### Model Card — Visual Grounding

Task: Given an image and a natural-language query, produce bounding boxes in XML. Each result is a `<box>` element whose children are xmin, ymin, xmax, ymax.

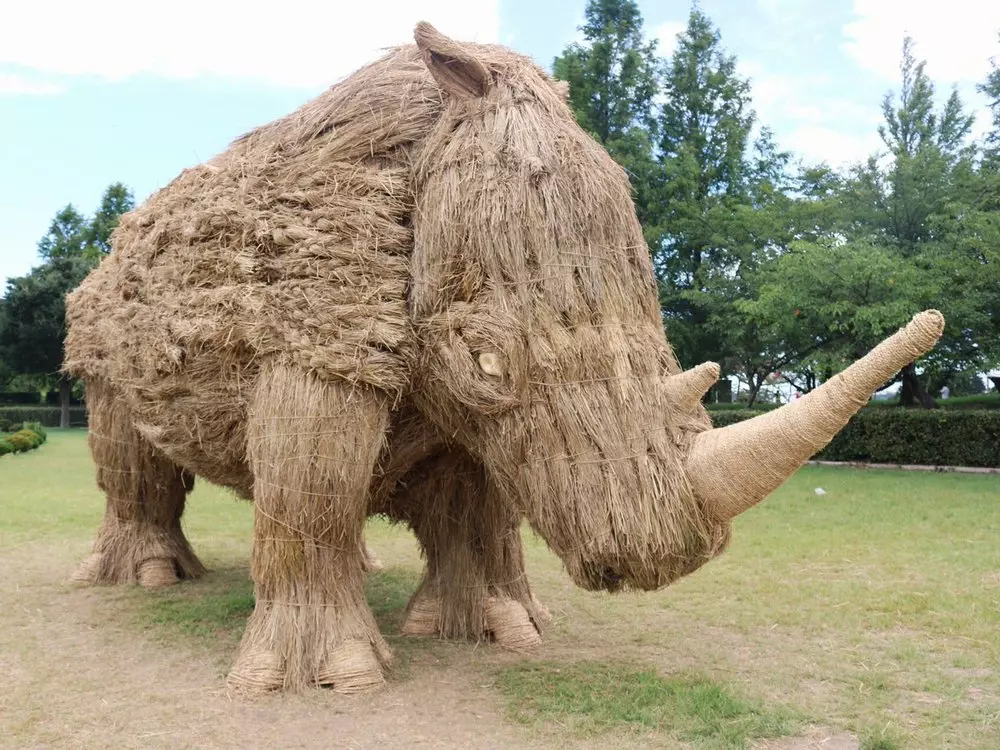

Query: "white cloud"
<box><xmin>0</xmin><ymin>1</ymin><xmax>500</xmax><ymax>89</ymax></box>
<box><xmin>781</xmin><ymin>125</ymin><xmax>883</xmax><ymax>168</ymax></box>
<box><xmin>746</xmin><ymin>68</ymin><xmax>881</xmax><ymax>129</ymax></box>
<box><xmin>843</xmin><ymin>0</ymin><xmax>1000</xmax><ymax>83</ymax></box>
<box><xmin>737</xmin><ymin>59</ymin><xmax>886</xmax><ymax>166</ymax></box>
<box><xmin>0</xmin><ymin>73</ymin><xmax>66</xmax><ymax>96</ymax></box>
<box><xmin>652</xmin><ymin>21</ymin><xmax>686</xmax><ymax>58</ymax></box>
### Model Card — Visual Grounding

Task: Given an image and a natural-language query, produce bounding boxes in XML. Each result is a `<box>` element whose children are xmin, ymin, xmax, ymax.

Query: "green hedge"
<box><xmin>0</xmin><ymin>422</ymin><xmax>48</xmax><ymax>457</ymax></box>
<box><xmin>863</xmin><ymin>393</ymin><xmax>1000</xmax><ymax>410</ymax></box>
<box><xmin>704</xmin><ymin>402</ymin><xmax>780</xmax><ymax>412</ymax></box>
<box><xmin>709</xmin><ymin>408</ymin><xmax>1000</xmax><ymax>468</ymax></box>
<box><xmin>0</xmin><ymin>406</ymin><xmax>88</xmax><ymax>428</ymax></box>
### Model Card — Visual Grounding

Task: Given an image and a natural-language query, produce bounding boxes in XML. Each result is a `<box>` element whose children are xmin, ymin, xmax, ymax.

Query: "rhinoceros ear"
<box><xmin>414</xmin><ymin>21</ymin><xmax>492</xmax><ymax>99</ymax></box>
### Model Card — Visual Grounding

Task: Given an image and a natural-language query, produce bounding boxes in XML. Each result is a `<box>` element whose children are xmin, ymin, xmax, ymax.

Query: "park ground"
<box><xmin>1</xmin><ymin>430</ymin><xmax>998</xmax><ymax>749</ymax></box>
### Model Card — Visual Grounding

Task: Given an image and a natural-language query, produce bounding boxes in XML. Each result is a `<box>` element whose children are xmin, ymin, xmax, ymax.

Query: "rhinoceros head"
<box><xmin>404</xmin><ymin>23</ymin><xmax>943</xmax><ymax>591</ymax></box>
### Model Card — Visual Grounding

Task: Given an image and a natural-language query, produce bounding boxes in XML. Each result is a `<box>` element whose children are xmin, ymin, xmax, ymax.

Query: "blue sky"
<box><xmin>2</xmin><ymin>0</ymin><xmax>999</xmax><ymax>286</ymax></box>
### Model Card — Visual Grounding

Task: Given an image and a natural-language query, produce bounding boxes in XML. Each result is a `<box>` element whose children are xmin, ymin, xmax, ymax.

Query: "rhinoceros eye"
<box><xmin>477</xmin><ymin>352</ymin><xmax>504</xmax><ymax>378</ymax></box>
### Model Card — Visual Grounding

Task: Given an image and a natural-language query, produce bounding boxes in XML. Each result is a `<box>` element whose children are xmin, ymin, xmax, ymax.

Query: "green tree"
<box><xmin>0</xmin><ymin>257</ymin><xmax>91</xmax><ymax>426</ymax></box>
<box><xmin>977</xmin><ymin>33</ymin><xmax>1000</xmax><ymax>167</ymax></box>
<box><xmin>86</xmin><ymin>182</ymin><xmax>135</xmax><ymax>255</ymax></box>
<box><xmin>37</xmin><ymin>205</ymin><xmax>90</xmax><ymax>262</ymax></box>
<box><xmin>864</xmin><ymin>38</ymin><xmax>974</xmax><ymax>253</ymax></box>
<box><xmin>0</xmin><ymin>304</ymin><xmax>11</xmax><ymax>391</ymax></box>
<box><xmin>553</xmin><ymin>0</ymin><xmax>658</xmax><ymax>143</ymax></box>
<box><xmin>649</xmin><ymin>7</ymin><xmax>793</xmax><ymax>393</ymax></box>
<box><xmin>743</xmin><ymin>240</ymin><xmax>930</xmax><ymax>367</ymax></box>
<box><xmin>816</xmin><ymin>38</ymin><xmax>980</xmax><ymax>407</ymax></box>
<box><xmin>1</xmin><ymin>182</ymin><xmax>133</xmax><ymax>423</ymax></box>
<box><xmin>553</xmin><ymin>0</ymin><xmax>660</xmax><ymax>226</ymax></box>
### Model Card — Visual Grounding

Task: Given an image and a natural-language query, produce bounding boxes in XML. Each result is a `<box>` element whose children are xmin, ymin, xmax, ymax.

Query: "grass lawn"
<box><xmin>2</xmin><ymin>429</ymin><xmax>998</xmax><ymax>749</ymax></box>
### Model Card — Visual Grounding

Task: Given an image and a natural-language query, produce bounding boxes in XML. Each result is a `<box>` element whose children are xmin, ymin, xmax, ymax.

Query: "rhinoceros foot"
<box><xmin>70</xmin><ymin>522</ymin><xmax>205</xmax><ymax>589</ymax></box>
<box><xmin>227</xmin><ymin>598</ymin><xmax>392</xmax><ymax>694</ymax></box>
<box><xmin>402</xmin><ymin>588</ymin><xmax>546</xmax><ymax>650</ymax></box>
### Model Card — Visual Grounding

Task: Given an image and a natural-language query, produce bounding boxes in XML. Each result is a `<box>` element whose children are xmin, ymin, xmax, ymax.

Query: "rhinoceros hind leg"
<box><xmin>72</xmin><ymin>378</ymin><xmax>204</xmax><ymax>589</ymax></box>
<box><xmin>392</xmin><ymin>450</ymin><xmax>546</xmax><ymax>650</ymax></box>
<box><xmin>228</xmin><ymin>365</ymin><xmax>392</xmax><ymax>694</ymax></box>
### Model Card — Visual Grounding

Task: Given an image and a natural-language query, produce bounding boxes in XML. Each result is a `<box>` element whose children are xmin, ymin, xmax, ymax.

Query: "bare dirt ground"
<box><xmin>1</xmin><ymin>540</ymin><xmax>549</xmax><ymax>750</ymax></box>
<box><xmin>1</xmin><ymin>537</ymin><xmax>859</xmax><ymax>750</ymax></box>
<box><xmin>3</xmin><ymin>536</ymin><xmax>726</xmax><ymax>750</ymax></box>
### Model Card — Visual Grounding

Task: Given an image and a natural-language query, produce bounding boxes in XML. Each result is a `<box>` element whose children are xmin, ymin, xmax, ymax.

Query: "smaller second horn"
<box><xmin>662</xmin><ymin>362</ymin><xmax>720</xmax><ymax>408</ymax></box>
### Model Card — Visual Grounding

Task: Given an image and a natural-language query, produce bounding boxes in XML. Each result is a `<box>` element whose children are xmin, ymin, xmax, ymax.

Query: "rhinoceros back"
<box><xmin>63</xmin><ymin>47</ymin><xmax>443</xmax><ymax>488</ymax></box>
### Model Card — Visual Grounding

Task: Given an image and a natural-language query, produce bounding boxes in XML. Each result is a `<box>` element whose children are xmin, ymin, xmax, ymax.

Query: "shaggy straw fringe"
<box><xmin>406</xmin><ymin>29</ymin><xmax>729</xmax><ymax>591</ymax></box>
<box><xmin>64</xmin><ymin>26</ymin><xmax>731</xmax><ymax>608</ymax></box>
<box><xmin>63</xmin><ymin>44</ymin><xmax>446</xmax><ymax>493</ymax></box>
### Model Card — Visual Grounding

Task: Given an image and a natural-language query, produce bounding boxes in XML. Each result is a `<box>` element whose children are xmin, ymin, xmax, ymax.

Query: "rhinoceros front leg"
<box><xmin>393</xmin><ymin>450</ymin><xmax>548</xmax><ymax>649</ymax></box>
<box><xmin>227</xmin><ymin>365</ymin><xmax>392</xmax><ymax>693</ymax></box>
<box><xmin>72</xmin><ymin>378</ymin><xmax>205</xmax><ymax>589</ymax></box>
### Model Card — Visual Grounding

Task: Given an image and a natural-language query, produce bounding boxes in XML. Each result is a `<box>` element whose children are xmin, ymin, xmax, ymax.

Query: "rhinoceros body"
<box><xmin>63</xmin><ymin>23</ymin><xmax>944</xmax><ymax>693</ymax></box>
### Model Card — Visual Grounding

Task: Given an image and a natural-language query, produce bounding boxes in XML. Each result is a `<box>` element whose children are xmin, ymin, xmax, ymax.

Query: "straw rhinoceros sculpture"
<box><xmin>63</xmin><ymin>22</ymin><xmax>944</xmax><ymax>693</ymax></box>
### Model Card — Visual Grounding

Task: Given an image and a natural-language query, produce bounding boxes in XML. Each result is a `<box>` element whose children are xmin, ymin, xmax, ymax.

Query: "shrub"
<box><xmin>43</xmin><ymin>390</ymin><xmax>84</xmax><ymax>406</ymax></box>
<box><xmin>6</xmin><ymin>432</ymin><xmax>35</xmax><ymax>452</ymax></box>
<box><xmin>0</xmin><ymin>439</ymin><xmax>14</xmax><ymax>456</ymax></box>
<box><xmin>0</xmin><ymin>391</ymin><xmax>42</xmax><ymax>405</ymax></box>
<box><xmin>22</xmin><ymin>422</ymin><xmax>47</xmax><ymax>444</ymax></box>
<box><xmin>710</xmin><ymin>393</ymin><xmax>1000</xmax><ymax>412</ymax></box>
<box><xmin>7</xmin><ymin>422</ymin><xmax>23</xmax><ymax>433</ymax></box>
<box><xmin>822</xmin><ymin>409</ymin><xmax>1000</xmax><ymax>467</ymax></box>
<box><xmin>0</xmin><ymin>406</ymin><xmax>88</xmax><ymax>428</ymax></box>
<box><xmin>16</xmin><ymin>429</ymin><xmax>43</xmax><ymax>448</ymax></box>
<box><xmin>707</xmin><ymin>408</ymin><xmax>1000</xmax><ymax>468</ymax></box>
<box><xmin>0</xmin><ymin>417</ymin><xmax>9</xmax><ymax>432</ymax></box>
<box><xmin>708</xmin><ymin>410</ymin><xmax>765</xmax><ymax>427</ymax></box>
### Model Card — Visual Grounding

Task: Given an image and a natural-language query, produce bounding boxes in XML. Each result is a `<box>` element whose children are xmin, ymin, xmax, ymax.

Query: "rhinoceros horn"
<box><xmin>682</xmin><ymin>310</ymin><xmax>944</xmax><ymax>523</ymax></box>
<box><xmin>662</xmin><ymin>361</ymin><xmax>721</xmax><ymax>406</ymax></box>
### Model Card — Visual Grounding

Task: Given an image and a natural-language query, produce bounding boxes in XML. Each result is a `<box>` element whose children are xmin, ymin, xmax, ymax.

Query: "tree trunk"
<box><xmin>59</xmin><ymin>375</ymin><xmax>72</xmax><ymax>428</ymax></box>
<box><xmin>899</xmin><ymin>363</ymin><xmax>937</xmax><ymax>409</ymax></box>
<box><xmin>990</xmin><ymin>376</ymin><xmax>1000</xmax><ymax>394</ymax></box>
<box><xmin>745</xmin><ymin>374</ymin><xmax>763</xmax><ymax>408</ymax></box>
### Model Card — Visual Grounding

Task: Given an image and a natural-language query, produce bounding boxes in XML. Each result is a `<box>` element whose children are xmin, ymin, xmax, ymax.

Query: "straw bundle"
<box><xmin>405</xmin><ymin>24</ymin><xmax>729</xmax><ymax>593</ymax></box>
<box><xmin>64</xmin><ymin>44</ymin><xmax>444</xmax><ymax>493</ymax></box>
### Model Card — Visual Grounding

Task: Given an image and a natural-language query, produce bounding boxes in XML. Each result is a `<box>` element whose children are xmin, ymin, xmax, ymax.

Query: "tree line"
<box><xmin>2</xmin><ymin>1</ymin><xmax>999</xmax><ymax>414</ymax></box>
<box><xmin>555</xmin><ymin>0</ymin><xmax>1000</xmax><ymax>405</ymax></box>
